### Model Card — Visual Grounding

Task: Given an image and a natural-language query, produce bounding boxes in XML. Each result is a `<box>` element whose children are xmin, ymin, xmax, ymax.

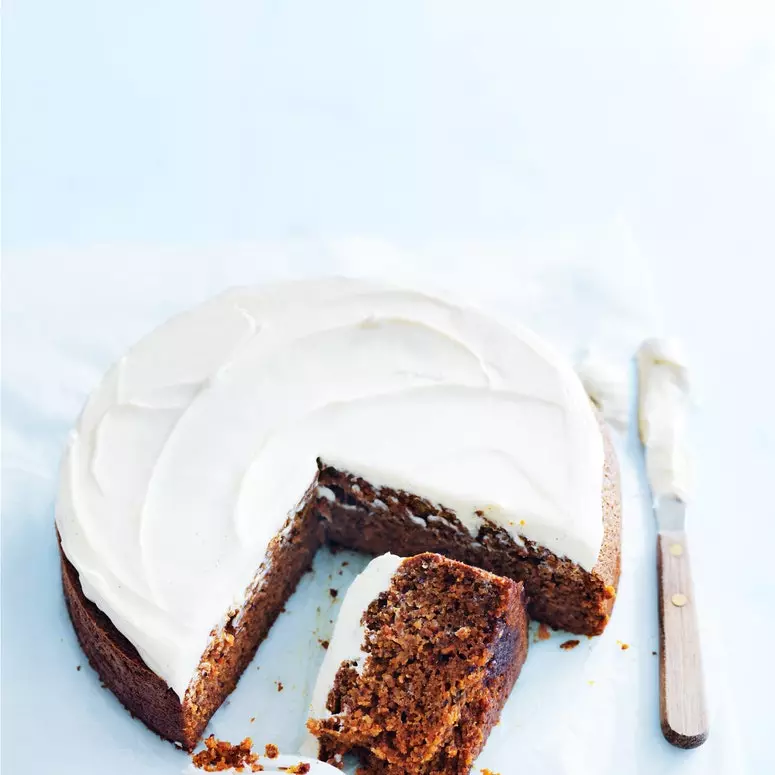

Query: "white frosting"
<box><xmin>575</xmin><ymin>350</ymin><xmax>630</xmax><ymax>429</ymax></box>
<box><xmin>307</xmin><ymin>553</ymin><xmax>402</xmax><ymax>731</ymax></box>
<box><xmin>56</xmin><ymin>278</ymin><xmax>604</xmax><ymax>700</ymax></box>
<box><xmin>181</xmin><ymin>754</ymin><xmax>341</xmax><ymax>774</ymax></box>
<box><xmin>636</xmin><ymin>338</ymin><xmax>691</xmax><ymax>502</ymax></box>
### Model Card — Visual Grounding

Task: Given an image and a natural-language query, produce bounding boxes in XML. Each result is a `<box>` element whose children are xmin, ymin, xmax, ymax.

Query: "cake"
<box><xmin>56</xmin><ymin>277</ymin><xmax>621</xmax><ymax>751</ymax></box>
<box><xmin>306</xmin><ymin>553</ymin><xmax>528</xmax><ymax>774</ymax></box>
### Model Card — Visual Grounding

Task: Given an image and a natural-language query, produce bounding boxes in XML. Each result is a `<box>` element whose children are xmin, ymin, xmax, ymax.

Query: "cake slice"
<box><xmin>306</xmin><ymin>553</ymin><xmax>528</xmax><ymax>775</ymax></box>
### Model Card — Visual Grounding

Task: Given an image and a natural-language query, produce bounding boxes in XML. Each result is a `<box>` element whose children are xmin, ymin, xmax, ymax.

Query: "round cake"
<box><xmin>56</xmin><ymin>277</ymin><xmax>621</xmax><ymax>750</ymax></box>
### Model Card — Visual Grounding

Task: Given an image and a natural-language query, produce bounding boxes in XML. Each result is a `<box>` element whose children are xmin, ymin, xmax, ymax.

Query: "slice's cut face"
<box><xmin>307</xmin><ymin>553</ymin><xmax>529</xmax><ymax>774</ymax></box>
<box><xmin>56</xmin><ymin>278</ymin><xmax>605</xmax><ymax>702</ymax></box>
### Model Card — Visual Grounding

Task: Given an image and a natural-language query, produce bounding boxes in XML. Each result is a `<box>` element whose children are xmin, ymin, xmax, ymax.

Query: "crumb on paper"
<box><xmin>341</xmin><ymin>561</ymin><xmax>349</xmax><ymax>567</ymax></box>
<box><xmin>76</xmin><ymin>665</ymin><xmax>81</xmax><ymax>671</ymax></box>
<box><xmin>192</xmin><ymin>735</ymin><xmax>263</xmax><ymax>772</ymax></box>
<box><xmin>276</xmin><ymin>681</ymin><xmax>284</xmax><ymax>692</ymax></box>
<box><xmin>264</xmin><ymin>743</ymin><xmax>279</xmax><ymax>759</ymax></box>
<box><xmin>319</xmin><ymin>639</ymin><xmax>330</xmax><ymax>650</ymax></box>
<box><xmin>534</xmin><ymin>622</ymin><xmax>551</xmax><ymax>642</ymax></box>
<box><xmin>652</xmin><ymin>650</ymin><xmax>657</xmax><ymax>656</ymax></box>
<box><xmin>560</xmin><ymin>639</ymin><xmax>580</xmax><ymax>650</ymax></box>
<box><xmin>616</xmin><ymin>640</ymin><xmax>630</xmax><ymax>651</ymax></box>
<box><xmin>250</xmin><ymin>717</ymin><xmax>255</xmax><ymax>723</ymax></box>
<box><xmin>329</xmin><ymin>588</ymin><xmax>338</xmax><ymax>598</ymax></box>
<box><xmin>279</xmin><ymin>764</ymin><xmax>311</xmax><ymax>774</ymax></box>
<box><xmin>481</xmin><ymin>769</ymin><xmax>500</xmax><ymax>775</ymax></box>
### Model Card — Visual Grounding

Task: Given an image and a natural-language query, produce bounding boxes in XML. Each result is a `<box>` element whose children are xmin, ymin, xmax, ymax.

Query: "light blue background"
<box><xmin>3</xmin><ymin>1</ymin><xmax>774</xmax><ymax>772</ymax></box>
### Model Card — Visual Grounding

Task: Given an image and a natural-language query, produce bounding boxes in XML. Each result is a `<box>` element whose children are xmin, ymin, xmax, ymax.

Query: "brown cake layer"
<box><xmin>60</xmin><ymin>420</ymin><xmax>620</xmax><ymax>752</ymax></box>
<box><xmin>320</xmin><ymin>419</ymin><xmax>621</xmax><ymax>636</ymax></box>
<box><xmin>60</xmin><ymin>494</ymin><xmax>323</xmax><ymax>751</ymax></box>
<box><xmin>307</xmin><ymin>554</ymin><xmax>528</xmax><ymax>775</ymax></box>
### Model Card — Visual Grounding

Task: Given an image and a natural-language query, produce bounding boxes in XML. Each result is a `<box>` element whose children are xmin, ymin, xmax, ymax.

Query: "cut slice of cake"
<box><xmin>306</xmin><ymin>553</ymin><xmax>528</xmax><ymax>775</ymax></box>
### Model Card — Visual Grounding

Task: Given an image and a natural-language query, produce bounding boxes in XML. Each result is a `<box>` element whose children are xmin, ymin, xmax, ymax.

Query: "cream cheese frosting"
<box><xmin>575</xmin><ymin>350</ymin><xmax>630</xmax><ymax>430</ymax></box>
<box><xmin>56</xmin><ymin>277</ymin><xmax>604</xmax><ymax>700</ymax></box>
<box><xmin>636</xmin><ymin>337</ymin><xmax>691</xmax><ymax>502</ymax></box>
<box><xmin>304</xmin><ymin>552</ymin><xmax>402</xmax><ymax>754</ymax></box>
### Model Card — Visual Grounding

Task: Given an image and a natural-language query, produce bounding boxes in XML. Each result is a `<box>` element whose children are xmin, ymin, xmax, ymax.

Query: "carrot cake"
<box><xmin>306</xmin><ymin>553</ymin><xmax>528</xmax><ymax>774</ymax></box>
<box><xmin>56</xmin><ymin>277</ymin><xmax>621</xmax><ymax>750</ymax></box>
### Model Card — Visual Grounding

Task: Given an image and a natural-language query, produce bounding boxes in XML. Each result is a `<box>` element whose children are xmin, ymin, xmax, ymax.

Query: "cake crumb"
<box><xmin>535</xmin><ymin>622</ymin><xmax>551</xmax><ymax>642</ymax></box>
<box><xmin>616</xmin><ymin>640</ymin><xmax>630</xmax><ymax>651</ymax></box>
<box><xmin>250</xmin><ymin>717</ymin><xmax>255</xmax><ymax>723</ymax></box>
<box><xmin>319</xmin><ymin>639</ymin><xmax>330</xmax><ymax>650</ymax></box>
<box><xmin>482</xmin><ymin>769</ymin><xmax>500</xmax><ymax>775</ymax></box>
<box><xmin>652</xmin><ymin>650</ymin><xmax>657</xmax><ymax>656</ymax></box>
<box><xmin>279</xmin><ymin>764</ymin><xmax>311</xmax><ymax>774</ymax></box>
<box><xmin>192</xmin><ymin>735</ymin><xmax>263</xmax><ymax>772</ymax></box>
<box><xmin>341</xmin><ymin>561</ymin><xmax>349</xmax><ymax>567</ymax></box>
<box><xmin>264</xmin><ymin>743</ymin><xmax>279</xmax><ymax>759</ymax></box>
<box><xmin>560</xmin><ymin>639</ymin><xmax>580</xmax><ymax>650</ymax></box>
<box><xmin>76</xmin><ymin>665</ymin><xmax>82</xmax><ymax>671</ymax></box>
<box><xmin>329</xmin><ymin>588</ymin><xmax>338</xmax><ymax>598</ymax></box>
<box><xmin>455</xmin><ymin>626</ymin><xmax>472</xmax><ymax>641</ymax></box>
<box><xmin>276</xmin><ymin>681</ymin><xmax>284</xmax><ymax>692</ymax></box>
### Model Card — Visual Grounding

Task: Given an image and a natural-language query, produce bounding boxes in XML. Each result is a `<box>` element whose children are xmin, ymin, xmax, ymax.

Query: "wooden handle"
<box><xmin>657</xmin><ymin>530</ymin><xmax>709</xmax><ymax>748</ymax></box>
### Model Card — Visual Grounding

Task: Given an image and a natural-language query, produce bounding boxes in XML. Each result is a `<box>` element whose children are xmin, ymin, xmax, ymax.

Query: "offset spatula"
<box><xmin>637</xmin><ymin>339</ymin><xmax>708</xmax><ymax>749</ymax></box>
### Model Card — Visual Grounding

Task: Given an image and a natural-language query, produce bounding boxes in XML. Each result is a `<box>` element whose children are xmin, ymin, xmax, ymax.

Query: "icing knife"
<box><xmin>637</xmin><ymin>339</ymin><xmax>708</xmax><ymax>749</ymax></box>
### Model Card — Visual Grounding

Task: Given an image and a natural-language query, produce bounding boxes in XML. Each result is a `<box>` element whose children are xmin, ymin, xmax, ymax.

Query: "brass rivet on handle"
<box><xmin>671</xmin><ymin>593</ymin><xmax>688</xmax><ymax>607</ymax></box>
<box><xmin>670</xmin><ymin>543</ymin><xmax>684</xmax><ymax>556</ymax></box>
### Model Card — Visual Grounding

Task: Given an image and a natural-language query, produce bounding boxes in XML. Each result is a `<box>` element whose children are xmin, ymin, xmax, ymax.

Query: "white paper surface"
<box><xmin>1</xmin><ymin>233</ymin><xmax>742</xmax><ymax>774</ymax></box>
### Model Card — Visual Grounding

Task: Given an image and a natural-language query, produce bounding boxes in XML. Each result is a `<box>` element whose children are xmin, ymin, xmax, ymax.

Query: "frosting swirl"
<box><xmin>57</xmin><ymin>278</ymin><xmax>603</xmax><ymax>698</ymax></box>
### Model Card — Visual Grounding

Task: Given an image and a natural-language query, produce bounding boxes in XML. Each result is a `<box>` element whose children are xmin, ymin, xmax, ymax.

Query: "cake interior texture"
<box><xmin>60</xmin><ymin>423</ymin><xmax>619</xmax><ymax>753</ymax></box>
<box><xmin>307</xmin><ymin>553</ymin><xmax>529</xmax><ymax>775</ymax></box>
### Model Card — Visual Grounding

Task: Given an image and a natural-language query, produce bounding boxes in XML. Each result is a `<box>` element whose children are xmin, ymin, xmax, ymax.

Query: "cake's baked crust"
<box><xmin>61</xmin><ymin>543</ymin><xmax>185</xmax><ymax>744</ymax></box>
<box><xmin>60</xmin><ymin>419</ymin><xmax>621</xmax><ymax>751</ymax></box>
<box><xmin>60</xmin><ymin>497</ymin><xmax>323</xmax><ymax>751</ymax></box>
